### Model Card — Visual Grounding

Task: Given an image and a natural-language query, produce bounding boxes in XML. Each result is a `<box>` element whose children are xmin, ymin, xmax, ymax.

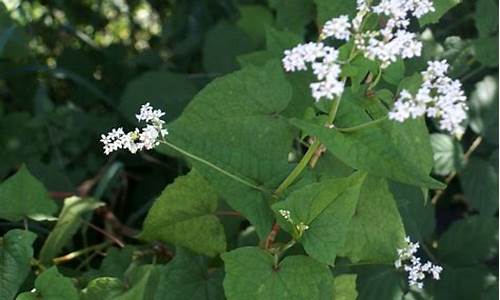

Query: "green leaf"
<box><xmin>165</xmin><ymin>60</ymin><xmax>294</xmax><ymax>238</ymax></box>
<box><xmin>475</xmin><ymin>0</ymin><xmax>499</xmax><ymax>37</ymax></box>
<box><xmin>236</xmin><ymin>5</ymin><xmax>274</xmax><ymax>46</ymax></box>
<box><xmin>333</xmin><ymin>274</ymin><xmax>358</xmax><ymax>300</ymax></box>
<box><xmin>237</xmin><ymin>27</ymin><xmax>302</xmax><ymax>68</ymax></box>
<box><xmin>0</xmin><ymin>113</ymin><xmax>45</xmax><ymax>176</ymax></box>
<box><xmin>203</xmin><ymin>21</ymin><xmax>255</xmax><ymax>74</ymax></box>
<box><xmin>237</xmin><ymin>50</ymin><xmax>275</xmax><ymax>67</ymax></box>
<box><xmin>39</xmin><ymin>196</ymin><xmax>104</xmax><ymax>264</ymax></box>
<box><xmin>390</xmin><ymin>182</ymin><xmax>435</xmax><ymax>241</ymax></box>
<box><xmin>81</xmin><ymin>277</ymin><xmax>124</xmax><ymax>300</ymax></box>
<box><xmin>0</xmin><ymin>25</ymin><xmax>15</xmax><ymax>56</ymax></box>
<box><xmin>114</xmin><ymin>265</ymin><xmax>162</xmax><ymax>300</ymax></box>
<box><xmin>265</xmin><ymin>27</ymin><xmax>303</xmax><ymax>56</ymax></box>
<box><xmin>314</xmin><ymin>0</ymin><xmax>357</xmax><ymax>24</ymax></box>
<box><xmin>222</xmin><ymin>247</ymin><xmax>334</xmax><ymax>300</ymax></box>
<box><xmin>272</xmin><ymin>172</ymin><xmax>366</xmax><ymax>265</ymax></box>
<box><xmin>355</xmin><ymin>266</ymin><xmax>404</xmax><ymax>300</ymax></box>
<box><xmin>468</xmin><ymin>76</ymin><xmax>499</xmax><ymax>144</ymax></box>
<box><xmin>431</xmin><ymin>265</ymin><xmax>495</xmax><ymax>300</ymax></box>
<box><xmin>119</xmin><ymin>71</ymin><xmax>198</xmax><ymax>123</ymax></box>
<box><xmin>0</xmin><ymin>5</ymin><xmax>30</xmax><ymax>59</ymax></box>
<box><xmin>269</xmin><ymin>0</ymin><xmax>314</xmax><ymax>35</ymax></box>
<box><xmin>0</xmin><ymin>165</ymin><xmax>57</xmax><ymax>222</ymax></box>
<box><xmin>14</xmin><ymin>293</ymin><xmax>37</xmax><ymax>300</ymax></box>
<box><xmin>0</xmin><ymin>230</ymin><xmax>37</xmax><ymax>300</ymax></box>
<box><xmin>430</xmin><ymin>133</ymin><xmax>464</xmax><ymax>176</ymax></box>
<box><xmin>238</xmin><ymin>28</ymin><xmax>311</xmax><ymax>118</ymax></box>
<box><xmin>460</xmin><ymin>157</ymin><xmax>499</xmax><ymax>215</ymax></box>
<box><xmin>340</xmin><ymin>176</ymin><xmax>406</xmax><ymax>263</ymax></box>
<box><xmin>155</xmin><ymin>249</ymin><xmax>224</xmax><ymax>300</ymax></box>
<box><xmin>290</xmin><ymin>114</ymin><xmax>443</xmax><ymax>189</ymax></box>
<box><xmin>474</xmin><ymin>36</ymin><xmax>499</xmax><ymax>67</ymax></box>
<box><xmin>341</xmin><ymin>56</ymin><xmax>379</xmax><ymax>92</ymax></box>
<box><xmin>419</xmin><ymin>0</ymin><xmax>461</xmax><ymax>26</ymax></box>
<box><xmin>382</xmin><ymin>60</ymin><xmax>405</xmax><ymax>86</ymax></box>
<box><xmin>438</xmin><ymin>216</ymin><xmax>498</xmax><ymax>265</ymax></box>
<box><xmin>141</xmin><ymin>169</ymin><xmax>226</xmax><ymax>256</ymax></box>
<box><xmin>21</xmin><ymin>267</ymin><xmax>79</xmax><ymax>300</ymax></box>
<box><xmin>99</xmin><ymin>247</ymin><xmax>135</xmax><ymax>279</ymax></box>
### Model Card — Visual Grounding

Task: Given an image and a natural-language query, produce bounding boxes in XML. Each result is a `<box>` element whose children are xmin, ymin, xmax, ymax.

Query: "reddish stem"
<box><xmin>265</xmin><ymin>223</ymin><xmax>281</xmax><ymax>249</ymax></box>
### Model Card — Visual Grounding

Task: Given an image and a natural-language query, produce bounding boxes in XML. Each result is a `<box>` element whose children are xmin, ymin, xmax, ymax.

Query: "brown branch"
<box><xmin>309</xmin><ymin>144</ymin><xmax>326</xmax><ymax>168</ymax></box>
<box><xmin>431</xmin><ymin>136</ymin><xmax>483</xmax><ymax>205</ymax></box>
<box><xmin>81</xmin><ymin>218</ymin><xmax>125</xmax><ymax>248</ymax></box>
<box><xmin>95</xmin><ymin>206</ymin><xmax>139</xmax><ymax>238</ymax></box>
<box><xmin>48</xmin><ymin>191</ymin><xmax>75</xmax><ymax>199</ymax></box>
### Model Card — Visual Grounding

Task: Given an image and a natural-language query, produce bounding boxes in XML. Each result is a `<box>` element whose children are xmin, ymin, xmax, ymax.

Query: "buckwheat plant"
<box><xmin>283</xmin><ymin>0</ymin><xmax>467</xmax><ymax>137</ymax></box>
<box><xmin>97</xmin><ymin>0</ymin><xmax>472</xmax><ymax>297</ymax></box>
<box><xmin>100</xmin><ymin>103</ymin><xmax>168</xmax><ymax>155</ymax></box>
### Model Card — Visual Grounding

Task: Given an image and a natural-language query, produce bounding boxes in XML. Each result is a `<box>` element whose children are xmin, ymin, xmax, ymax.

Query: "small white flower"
<box><xmin>395</xmin><ymin>236</ymin><xmax>443</xmax><ymax>288</ymax></box>
<box><xmin>279</xmin><ymin>209</ymin><xmax>292</xmax><ymax>222</ymax></box>
<box><xmin>100</xmin><ymin>128</ymin><xmax>126</xmax><ymax>155</ymax></box>
<box><xmin>389</xmin><ymin>60</ymin><xmax>468</xmax><ymax>137</ymax></box>
<box><xmin>101</xmin><ymin>103</ymin><xmax>168</xmax><ymax>155</ymax></box>
<box><xmin>351</xmin><ymin>0</ymin><xmax>434</xmax><ymax>67</ymax></box>
<box><xmin>422</xmin><ymin>60</ymin><xmax>449</xmax><ymax>81</ymax></box>
<box><xmin>139</xmin><ymin>125</ymin><xmax>160</xmax><ymax>150</ymax></box>
<box><xmin>321</xmin><ymin>15</ymin><xmax>352</xmax><ymax>41</ymax></box>
<box><xmin>136</xmin><ymin>102</ymin><xmax>165</xmax><ymax>124</ymax></box>
<box><xmin>296</xmin><ymin>222</ymin><xmax>310</xmax><ymax>232</ymax></box>
<box><xmin>394</xmin><ymin>259</ymin><xmax>402</xmax><ymax>269</ymax></box>
<box><xmin>278</xmin><ymin>209</ymin><xmax>310</xmax><ymax>235</ymax></box>
<box><xmin>282</xmin><ymin>42</ymin><xmax>344</xmax><ymax>101</ymax></box>
<box><xmin>430</xmin><ymin>265</ymin><xmax>443</xmax><ymax>280</ymax></box>
<box><xmin>282</xmin><ymin>0</ymin><xmax>436</xmax><ymax>100</ymax></box>
<box><xmin>413</xmin><ymin>0</ymin><xmax>436</xmax><ymax>18</ymax></box>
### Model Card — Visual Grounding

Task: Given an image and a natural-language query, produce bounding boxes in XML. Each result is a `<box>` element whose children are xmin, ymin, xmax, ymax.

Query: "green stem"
<box><xmin>23</xmin><ymin>218</ymin><xmax>28</xmax><ymax>231</ymax></box>
<box><xmin>274</xmin><ymin>139</ymin><xmax>321</xmax><ymax>196</ymax></box>
<box><xmin>53</xmin><ymin>242</ymin><xmax>110</xmax><ymax>265</ymax></box>
<box><xmin>326</xmin><ymin>97</ymin><xmax>341</xmax><ymax>124</ymax></box>
<box><xmin>335</xmin><ymin>261</ymin><xmax>394</xmax><ymax>268</ymax></box>
<box><xmin>31</xmin><ymin>258</ymin><xmax>46</xmax><ymax>272</ymax></box>
<box><xmin>280</xmin><ymin>239</ymin><xmax>296</xmax><ymax>254</ymax></box>
<box><xmin>274</xmin><ymin>97</ymin><xmax>341</xmax><ymax>197</ymax></box>
<box><xmin>368</xmin><ymin>67</ymin><xmax>382</xmax><ymax>91</ymax></box>
<box><xmin>335</xmin><ymin>116</ymin><xmax>388</xmax><ymax>133</ymax></box>
<box><xmin>272</xmin><ymin>239</ymin><xmax>297</xmax><ymax>267</ymax></box>
<box><xmin>159</xmin><ymin>139</ymin><xmax>267</xmax><ymax>193</ymax></box>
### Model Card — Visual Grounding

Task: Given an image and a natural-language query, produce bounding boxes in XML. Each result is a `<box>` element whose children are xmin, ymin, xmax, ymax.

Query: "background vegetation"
<box><xmin>0</xmin><ymin>0</ymin><xmax>498</xmax><ymax>299</ymax></box>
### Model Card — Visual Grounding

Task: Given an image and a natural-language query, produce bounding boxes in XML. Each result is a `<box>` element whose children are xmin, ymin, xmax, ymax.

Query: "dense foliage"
<box><xmin>0</xmin><ymin>0</ymin><xmax>498</xmax><ymax>299</ymax></box>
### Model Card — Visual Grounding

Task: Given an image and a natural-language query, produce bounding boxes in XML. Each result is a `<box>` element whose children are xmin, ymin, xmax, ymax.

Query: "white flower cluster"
<box><xmin>100</xmin><ymin>103</ymin><xmax>168</xmax><ymax>155</ymax></box>
<box><xmin>389</xmin><ymin>60</ymin><xmax>468</xmax><ymax>137</ymax></box>
<box><xmin>321</xmin><ymin>15</ymin><xmax>351</xmax><ymax>41</ymax></box>
<box><xmin>278</xmin><ymin>209</ymin><xmax>310</xmax><ymax>233</ymax></box>
<box><xmin>278</xmin><ymin>209</ymin><xmax>292</xmax><ymax>221</ymax></box>
<box><xmin>395</xmin><ymin>237</ymin><xmax>443</xmax><ymax>288</ymax></box>
<box><xmin>356</xmin><ymin>0</ymin><xmax>434</xmax><ymax>67</ymax></box>
<box><xmin>320</xmin><ymin>0</ymin><xmax>435</xmax><ymax>68</ymax></box>
<box><xmin>282</xmin><ymin>42</ymin><xmax>344</xmax><ymax>101</ymax></box>
<box><xmin>282</xmin><ymin>0</ymin><xmax>436</xmax><ymax>101</ymax></box>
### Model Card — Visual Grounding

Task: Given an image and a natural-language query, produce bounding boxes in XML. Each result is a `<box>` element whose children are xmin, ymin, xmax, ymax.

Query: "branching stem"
<box><xmin>335</xmin><ymin>116</ymin><xmax>388</xmax><ymax>133</ymax></box>
<box><xmin>53</xmin><ymin>242</ymin><xmax>110</xmax><ymax>265</ymax></box>
<box><xmin>274</xmin><ymin>97</ymin><xmax>342</xmax><ymax>197</ymax></box>
<box><xmin>431</xmin><ymin>136</ymin><xmax>483</xmax><ymax>204</ymax></box>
